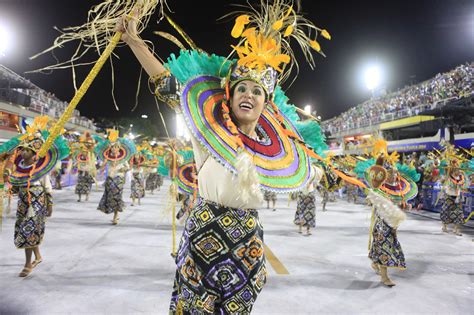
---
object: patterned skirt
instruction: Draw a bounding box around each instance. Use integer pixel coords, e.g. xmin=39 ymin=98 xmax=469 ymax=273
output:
xmin=263 ymin=190 xmax=277 ymax=202
xmin=346 ymin=185 xmax=358 ymax=202
xmin=130 ymin=173 xmax=145 ymax=199
xmin=368 ymin=213 xmax=406 ymax=268
xmin=170 ymin=199 xmax=267 ymax=314
xmin=294 ymin=192 xmax=316 ymax=228
xmin=14 ymin=185 xmax=52 ymax=249
xmin=156 ymin=174 xmax=164 ymax=187
xmin=176 ymin=193 xmax=194 ymax=220
xmin=145 ymin=173 xmax=159 ymax=191
xmin=75 ymin=172 xmax=94 ymax=195
xmin=441 ymin=195 xmax=464 ymax=225
xmin=98 ymin=176 xmax=125 ymax=214
xmin=320 ymin=189 xmax=329 ymax=204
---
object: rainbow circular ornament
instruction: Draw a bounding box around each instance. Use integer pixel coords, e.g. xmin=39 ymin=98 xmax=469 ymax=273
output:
xmin=177 ymin=162 xmax=198 ymax=195
xmin=10 ymin=146 xmax=61 ymax=187
xmin=76 ymin=152 xmax=90 ymax=163
xmin=365 ymin=172 xmax=418 ymax=203
xmin=95 ymin=138 xmax=136 ymax=163
xmin=181 ymin=75 xmax=311 ymax=193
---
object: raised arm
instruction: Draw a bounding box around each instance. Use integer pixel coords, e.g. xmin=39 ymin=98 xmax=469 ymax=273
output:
xmin=117 ymin=12 xmax=167 ymax=78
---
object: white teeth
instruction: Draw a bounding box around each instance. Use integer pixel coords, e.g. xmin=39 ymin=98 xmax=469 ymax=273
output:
xmin=239 ymin=102 xmax=253 ymax=110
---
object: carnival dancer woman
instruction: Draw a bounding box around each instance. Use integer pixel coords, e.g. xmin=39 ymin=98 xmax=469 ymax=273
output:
xmin=73 ymin=132 xmax=96 ymax=202
xmin=96 ymin=130 xmax=135 ymax=225
xmin=130 ymin=152 xmax=146 ymax=206
xmin=144 ymin=154 xmax=160 ymax=193
xmin=294 ymin=163 xmax=324 ymax=235
xmin=318 ymin=164 xmax=342 ymax=211
xmin=363 ymin=156 xmax=407 ymax=287
xmin=0 ymin=116 xmax=69 ymax=277
xmin=147 ymin=144 xmax=166 ymax=193
xmin=119 ymin=1 xmax=334 ymax=312
xmin=140 ymin=145 xmax=155 ymax=195
xmin=440 ymin=158 xmax=466 ymax=236
xmin=356 ymin=142 xmax=417 ymax=287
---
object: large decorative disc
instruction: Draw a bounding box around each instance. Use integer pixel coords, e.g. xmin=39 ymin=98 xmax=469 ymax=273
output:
xmin=177 ymin=162 xmax=198 ymax=195
xmin=365 ymin=172 xmax=418 ymax=202
xmin=76 ymin=152 xmax=89 ymax=163
xmin=10 ymin=147 xmax=60 ymax=186
xmin=99 ymin=145 xmax=131 ymax=163
xmin=181 ymin=75 xmax=311 ymax=193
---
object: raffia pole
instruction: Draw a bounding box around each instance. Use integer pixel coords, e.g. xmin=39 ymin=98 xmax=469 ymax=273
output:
xmin=36 ymin=0 xmax=166 ymax=157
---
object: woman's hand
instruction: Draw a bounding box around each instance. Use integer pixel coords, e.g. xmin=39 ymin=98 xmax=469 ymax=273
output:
xmin=116 ymin=9 xmax=142 ymax=46
xmin=115 ymin=8 xmax=167 ymax=78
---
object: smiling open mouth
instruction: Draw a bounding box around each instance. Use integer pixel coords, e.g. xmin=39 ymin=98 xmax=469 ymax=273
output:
xmin=239 ymin=102 xmax=254 ymax=110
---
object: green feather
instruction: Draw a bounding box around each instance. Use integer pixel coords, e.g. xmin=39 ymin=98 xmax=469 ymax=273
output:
xmin=178 ymin=150 xmax=194 ymax=164
xmin=467 ymin=159 xmax=474 ymax=175
xmin=92 ymin=134 xmax=105 ymax=144
xmin=42 ymin=131 xmax=70 ymax=160
xmin=53 ymin=136 xmax=70 ymax=160
xmin=396 ymin=163 xmax=421 ymax=182
xmin=157 ymin=156 xmax=169 ymax=177
xmin=142 ymin=150 xmax=153 ymax=161
xmin=439 ymin=160 xmax=448 ymax=176
xmin=119 ymin=138 xmax=137 ymax=155
xmin=273 ymin=86 xmax=299 ymax=122
xmin=272 ymin=86 xmax=327 ymax=155
xmin=94 ymin=139 xmax=109 ymax=158
xmin=355 ymin=159 xmax=375 ymax=179
xmin=0 ymin=136 xmax=21 ymax=154
xmin=165 ymin=50 xmax=232 ymax=84
xmin=294 ymin=120 xmax=328 ymax=155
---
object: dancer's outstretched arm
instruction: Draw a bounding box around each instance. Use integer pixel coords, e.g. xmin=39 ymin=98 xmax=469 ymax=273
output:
xmin=117 ymin=13 xmax=166 ymax=78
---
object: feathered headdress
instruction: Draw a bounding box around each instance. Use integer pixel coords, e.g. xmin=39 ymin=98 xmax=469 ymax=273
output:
xmin=369 ymin=138 xmax=399 ymax=167
xmin=106 ymin=129 xmax=120 ymax=143
xmin=226 ymin=0 xmax=331 ymax=96
xmin=18 ymin=116 xmax=51 ymax=152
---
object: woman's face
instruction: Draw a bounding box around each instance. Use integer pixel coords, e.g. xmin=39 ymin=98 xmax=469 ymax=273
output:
xmin=20 ymin=147 xmax=35 ymax=160
xmin=230 ymin=80 xmax=266 ymax=126
xmin=111 ymin=145 xmax=120 ymax=156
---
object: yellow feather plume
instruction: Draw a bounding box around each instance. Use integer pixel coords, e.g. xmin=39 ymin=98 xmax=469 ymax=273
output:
xmin=107 ymin=129 xmax=119 ymax=143
xmin=232 ymin=15 xmax=251 ymax=38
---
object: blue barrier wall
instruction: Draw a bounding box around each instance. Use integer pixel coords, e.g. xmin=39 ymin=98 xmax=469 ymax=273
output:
xmin=422 ymin=182 xmax=473 ymax=218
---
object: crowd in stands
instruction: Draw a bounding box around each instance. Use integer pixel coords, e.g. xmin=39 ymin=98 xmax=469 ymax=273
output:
xmin=322 ymin=63 xmax=474 ymax=135
xmin=0 ymin=65 xmax=95 ymax=130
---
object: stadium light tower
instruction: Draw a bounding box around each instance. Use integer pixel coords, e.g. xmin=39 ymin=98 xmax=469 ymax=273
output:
xmin=0 ymin=23 xmax=11 ymax=56
xmin=364 ymin=65 xmax=382 ymax=97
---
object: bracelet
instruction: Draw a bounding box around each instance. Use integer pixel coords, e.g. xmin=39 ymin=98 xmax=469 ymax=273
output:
xmin=149 ymin=70 xmax=170 ymax=84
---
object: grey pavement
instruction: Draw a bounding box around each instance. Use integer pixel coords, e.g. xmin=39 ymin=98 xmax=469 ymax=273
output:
xmin=0 ymin=180 xmax=472 ymax=314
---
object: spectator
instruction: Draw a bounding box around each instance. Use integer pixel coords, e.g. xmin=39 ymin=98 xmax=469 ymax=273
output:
xmin=322 ymin=63 xmax=473 ymax=134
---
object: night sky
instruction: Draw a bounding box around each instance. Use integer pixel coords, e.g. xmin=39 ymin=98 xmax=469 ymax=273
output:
xmin=0 ymin=0 xmax=473 ymax=133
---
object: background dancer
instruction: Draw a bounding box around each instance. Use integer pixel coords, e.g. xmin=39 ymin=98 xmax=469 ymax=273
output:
xmin=130 ymin=149 xmax=147 ymax=206
xmin=73 ymin=132 xmax=96 ymax=202
xmin=96 ymin=130 xmax=135 ymax=225
xmin=294 ymin=163 xmax=324 ymax=235
xmin=440 ymin=151 xmax=466 ymax=236
xmin=1 ymin=116 xmax=69 ymax=277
